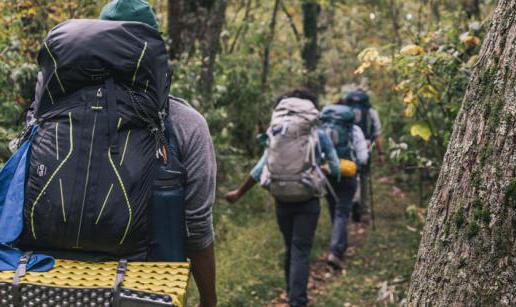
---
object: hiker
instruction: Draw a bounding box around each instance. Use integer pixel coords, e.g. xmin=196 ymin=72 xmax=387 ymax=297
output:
xmin=18 ymin=1 xmax=218 ymax=306
xmin=225 ymin=88 xmax=341 ymax=307
xmin=338 ymin=89 xmax=384 ymax=223
xmin=320 ymin=103 xmax=369 ymax=269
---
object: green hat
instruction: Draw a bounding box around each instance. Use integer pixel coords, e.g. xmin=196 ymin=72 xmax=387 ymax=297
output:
xmin=99 ymin=0 xmax=159 ymax=30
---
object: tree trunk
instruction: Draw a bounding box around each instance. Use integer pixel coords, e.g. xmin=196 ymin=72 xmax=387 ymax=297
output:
xmin=408 ymin=1 xmax=516 ymax=305
xmin=301 ymin=0 xmax=323 ymax=94
xmin=168 ymin=0 xmax=227 ymax=102
xmin=199 ymin=0 xmax=227 ymax=103
xmin=260 ymin=0 xmax=281 ymax=93
xmin=461 ymin=0 xmax=481 ymax=20
xmin=168 ymin=0 xmax=197 ymax=61
xmin=387 ymin=0 xmax=403 ymax=48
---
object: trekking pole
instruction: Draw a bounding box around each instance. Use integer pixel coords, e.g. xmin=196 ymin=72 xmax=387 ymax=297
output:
xmin=369 ymin=153 xmax=376 ymax=231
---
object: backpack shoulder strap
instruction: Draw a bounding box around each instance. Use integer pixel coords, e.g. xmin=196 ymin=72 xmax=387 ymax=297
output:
xmin=163 ymin=116 xmax=183 ymax=163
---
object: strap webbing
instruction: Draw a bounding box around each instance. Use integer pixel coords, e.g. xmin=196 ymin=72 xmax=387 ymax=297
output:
xmin=112 ymin=259 xmax=128 ymax=307
xmin=12 ymin=251 xmax=33 ymax=307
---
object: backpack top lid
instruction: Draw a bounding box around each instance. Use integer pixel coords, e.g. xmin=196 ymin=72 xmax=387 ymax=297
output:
xmin=320 ymin=104 xmax=355 ymax=125
xmin=270 ymin=97 xmax=319 ymax=127
xmin=35 ymin=19 xmax=170 ymax=117
xmin=344 ymin=90 xmax=370 ymax=107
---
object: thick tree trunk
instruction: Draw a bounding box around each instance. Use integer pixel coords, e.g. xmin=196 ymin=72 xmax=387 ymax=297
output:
xmin=408 ymin=1 xmax=516 ymax=305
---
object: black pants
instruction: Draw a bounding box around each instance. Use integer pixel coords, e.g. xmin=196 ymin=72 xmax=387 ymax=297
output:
xmin=275 ymin=198 xmax=320 ymax=307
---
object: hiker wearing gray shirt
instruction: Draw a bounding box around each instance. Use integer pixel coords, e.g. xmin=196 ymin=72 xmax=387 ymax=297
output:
xmin=167 ymin=97 xmax=217 ymax=307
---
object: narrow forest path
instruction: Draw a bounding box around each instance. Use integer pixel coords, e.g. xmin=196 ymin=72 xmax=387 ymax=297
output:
xmin=267 ymin=222 xmax=369 ymax=307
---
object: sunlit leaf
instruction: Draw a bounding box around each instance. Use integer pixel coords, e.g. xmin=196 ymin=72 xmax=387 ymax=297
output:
xmin=403 ymin=92 xmax=417 ymax=105
xmin=461 ymin=35 xmax=481 ymax=46
xmin=410 ymin=122 xmax=432 ymax=141
xmin=419 ymin=85 xmax=438 ymax=99
xmin=403 ymin=104 xmax=416 ymax=118
xmin=400 ymin=45 xmax=425 ymax=56
xmin=357 ymin=47 xmax=380 ymax=62
xmin=354 ymin=62 xmax=371 ymax=75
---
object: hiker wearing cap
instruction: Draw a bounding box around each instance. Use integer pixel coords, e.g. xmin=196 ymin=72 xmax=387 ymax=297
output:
xmin=320 ymin=103 xmax=369 ymax=269
xmin=20 ymin=1 xmax=218 ymax=306
xmin=100 ymin=2 xmax=218 ymax=306
xmin=225 ymin=88 xmax=341 ymax=307
xmin=338 ymin=90 xmax=384 ymax=224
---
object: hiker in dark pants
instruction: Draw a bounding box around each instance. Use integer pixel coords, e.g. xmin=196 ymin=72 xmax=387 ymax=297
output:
xmin=225 ymin=88 xmax=340 ymax=307
xmin=320 ymin=104 xmax=369 ymax=269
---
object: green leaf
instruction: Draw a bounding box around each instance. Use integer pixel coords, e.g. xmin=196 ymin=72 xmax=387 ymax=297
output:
xmin=410 ymin=122 xmax=432 ymax=141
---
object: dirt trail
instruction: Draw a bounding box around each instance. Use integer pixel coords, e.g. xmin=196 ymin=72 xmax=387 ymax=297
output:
xmin=267 ymin=221 xmax=370 ymax=306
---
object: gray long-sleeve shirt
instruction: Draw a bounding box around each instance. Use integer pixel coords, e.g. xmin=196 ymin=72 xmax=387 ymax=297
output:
xmin=167 ymin=97 xmax=217 ymax=252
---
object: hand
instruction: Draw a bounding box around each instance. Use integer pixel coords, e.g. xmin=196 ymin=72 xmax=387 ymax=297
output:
xmin=225 ymin=190 xmax=241 ymax=203
xmin=320 ymin=164 xmax=330 ymax=175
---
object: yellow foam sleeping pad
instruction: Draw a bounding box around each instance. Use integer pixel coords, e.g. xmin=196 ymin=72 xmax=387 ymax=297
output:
xmin=0 ymin=259 xmax=190 ymax=307
xmin=339 ymin=159 xmax=357 ymax=177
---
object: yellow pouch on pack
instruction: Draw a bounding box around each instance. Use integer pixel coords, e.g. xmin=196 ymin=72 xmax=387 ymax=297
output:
xmin=340 ymin=159 xmax=357 ymax=177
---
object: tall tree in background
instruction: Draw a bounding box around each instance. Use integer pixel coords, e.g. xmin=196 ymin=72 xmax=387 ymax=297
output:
xmin=302 ymin=0 xmax=323 ymax=94
xmin=408 ymin=0 xmax=516 ymax=304
xmin=167 ymin=0 xmax=227 ymax=102
xmin=260 ymin=0 xmax=281 ymax=93
xmin=461 ymin=0 xmax=481 ymax=19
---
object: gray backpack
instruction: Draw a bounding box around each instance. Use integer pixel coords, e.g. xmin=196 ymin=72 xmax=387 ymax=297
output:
xmin=261 ymin=98 xmax=327 ymax=203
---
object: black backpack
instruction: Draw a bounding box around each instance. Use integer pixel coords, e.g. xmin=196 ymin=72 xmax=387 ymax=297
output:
xmin=17 ymin=20 xmax=171 ymax=259
xmin=344 ymin=90 xmax=373 ymax=140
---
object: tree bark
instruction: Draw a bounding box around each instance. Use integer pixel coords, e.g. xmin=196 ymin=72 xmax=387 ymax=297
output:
xmin=260 ymin=0 xmax=281 ymax=93
xmin=301 ymin=0 xmax=323 ymax=94
xmin=199 ymin=0 xmax=227 ymax=102
xmin=408 ymin=1 xmax=516 ymax=305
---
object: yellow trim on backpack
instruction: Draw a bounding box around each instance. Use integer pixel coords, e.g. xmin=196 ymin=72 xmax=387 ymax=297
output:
xmin=95 ymin=183 xmax=114 ymax=225
xmin=59 ymin=178 xmax=66 ymax=222
xmin=47 ymin=87 xmax=55 ymax=105
xmin=108 ymin=148 xmax=132 ymax=245
xmin=44 ymin=42 xmax=66 ymax=94
xmin=119 ymin=130 xmax=131 ymax=166
xmin=31 ymin=112 xmax=74 ymax=239
xmin=132 ymin=42 xmax=148 ymax=85
xmin=55 ymin=122 xmax=59 ymax=160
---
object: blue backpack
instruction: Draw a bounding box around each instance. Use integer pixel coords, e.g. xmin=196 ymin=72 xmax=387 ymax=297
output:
xmin=320 ymin=105 xmax=355 ymax=160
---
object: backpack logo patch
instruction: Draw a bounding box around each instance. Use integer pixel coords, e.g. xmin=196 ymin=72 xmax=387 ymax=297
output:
xmin=37 ymin=164 xmax=47 ymax=177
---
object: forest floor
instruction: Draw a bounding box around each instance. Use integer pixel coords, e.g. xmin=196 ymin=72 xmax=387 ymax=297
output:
xmin=187 ymin=167 xmax=423 ymax=306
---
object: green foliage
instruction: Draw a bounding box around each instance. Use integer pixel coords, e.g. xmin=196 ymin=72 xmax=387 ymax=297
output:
xmin=0 ymin=0 xmax=100 ymax=162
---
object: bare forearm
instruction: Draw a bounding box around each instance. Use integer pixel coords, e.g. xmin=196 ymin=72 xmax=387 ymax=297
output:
xmin=237 ymin=176 xmax=257 ymax=197
xmin=187 ymin=243 xmax=217 ymax=307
